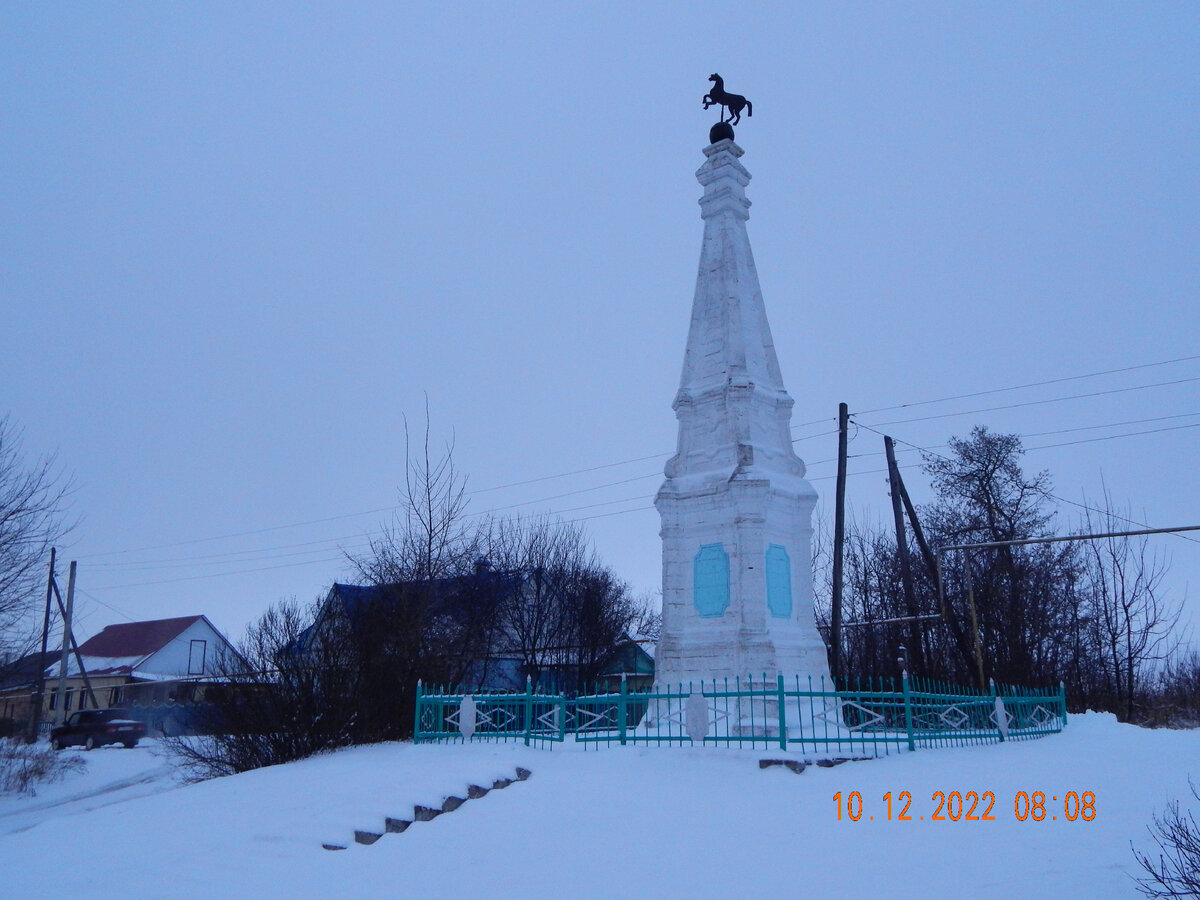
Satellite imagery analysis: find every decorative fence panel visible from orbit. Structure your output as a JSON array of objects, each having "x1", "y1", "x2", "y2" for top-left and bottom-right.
[{"x1": 414, "y1": 674, "x2": 1066, "y2": 755}]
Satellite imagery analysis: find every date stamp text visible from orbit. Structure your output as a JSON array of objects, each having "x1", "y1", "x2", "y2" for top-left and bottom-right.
[{"x1": 832, "y1": 790, "x2": 1096, "y2": 822}]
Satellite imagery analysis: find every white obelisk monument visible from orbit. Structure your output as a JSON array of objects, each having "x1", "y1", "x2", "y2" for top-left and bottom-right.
[{"x1": 654, "y1": 126, "x2": 832, "y2": 692}]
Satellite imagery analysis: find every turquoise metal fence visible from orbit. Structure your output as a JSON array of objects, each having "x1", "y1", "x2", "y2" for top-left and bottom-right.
[{"x1": 414, "y1": 674, "x2": 1066, "y2": 755}]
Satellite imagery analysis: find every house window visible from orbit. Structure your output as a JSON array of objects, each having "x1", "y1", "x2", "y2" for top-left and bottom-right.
[
  {"x1": 48, "y1": 689, "x2": 57, "y2": 711},
  {"x1": 64, "y1": 688, "x2": 73, "y2": 711},
  {"x1": 188, "y1": 640, "x2": 207, "y2": 675},
  {"x1": 109, "y1": 687, "x2": 122, "y2": 707}
]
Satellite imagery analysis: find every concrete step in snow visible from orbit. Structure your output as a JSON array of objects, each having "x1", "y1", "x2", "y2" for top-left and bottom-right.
[
  {"x1": 758, "y1": 756, "x2": 873, "y2": 774},
  {"x1": 322, "y1": 765, "x2": 532, "y2": 850},
  {"x1": 758, "y1": 758, "x2": 807, "y2": 774}
]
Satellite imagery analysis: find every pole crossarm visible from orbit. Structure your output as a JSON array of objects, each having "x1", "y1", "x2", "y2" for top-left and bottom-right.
[
  {"x1": 840, "y1": 613, "x2": 944, "y2": 629},
  {"x1": 937, "y1": 524, "x2": 1200, "y2": 555},
  {"x1": 934, "y1": 523, "x2": 1200, "y2": 692}
]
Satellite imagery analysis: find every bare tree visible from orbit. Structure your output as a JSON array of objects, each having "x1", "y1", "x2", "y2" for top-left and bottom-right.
[
  {"x1": 565, "y1": 567, "x2": 641, "y2": 687},
  {"x1": 476, "y1": 515, "x2": 647, "y2": 690},
  {"x1": 629, "y1": 591, "x2": 663, "y2": 642},
  {"x1": 1080, "y1": 489, "x2": 1181, "y2": 721},
  {"x1": 809, "y1": 427, "x2": 1189, "y2": 719},
  {"x1": 922, "y1": 427, "x2": 1082, "y2": 686},
  {"x1": 168, "y1": 405, "x2": 495, "y2": 777},
  {"x1": 353, "y1": 404, "x2": 476, "y2": 585},
  {"x1": 344, "y1": 406, "x2": 491, "y2": 733},
  {"x1": 481, "y1": 516, "x2": 584, "y2": 684},
  {"x1": 171, "y1": 403, "x2": 651, "y2": 774},
  {"x1": 0, "y1": 416, "x2": 73, "y2": 659}
]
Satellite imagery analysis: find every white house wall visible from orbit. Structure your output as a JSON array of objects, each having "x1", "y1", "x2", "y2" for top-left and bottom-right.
[{"x1": 136, "y1": 617, "x2": 232, "y2": 679}]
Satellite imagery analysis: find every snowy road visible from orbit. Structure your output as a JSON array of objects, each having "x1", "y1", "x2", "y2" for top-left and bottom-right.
[{"x1": 0, "y1": 743, "x2": 178, "y2": 836}]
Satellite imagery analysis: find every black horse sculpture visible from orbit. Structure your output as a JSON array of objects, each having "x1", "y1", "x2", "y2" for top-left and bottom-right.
[{"x1": 703, "y1": 73, "x2": 752, "y2": 125}]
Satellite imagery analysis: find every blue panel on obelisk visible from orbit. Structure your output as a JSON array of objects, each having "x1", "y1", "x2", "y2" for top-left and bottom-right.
[
  {"x1": 766, "y1": 544, "x2": 792, "y2": 618},
  {"x1": 693, "y1": 544, "x2": 730, "y2": 617}
]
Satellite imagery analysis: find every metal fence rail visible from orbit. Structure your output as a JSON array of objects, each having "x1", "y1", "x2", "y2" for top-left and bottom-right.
[{"x1": 414, "y1": 674, "x2": 1066, "y2": 754}]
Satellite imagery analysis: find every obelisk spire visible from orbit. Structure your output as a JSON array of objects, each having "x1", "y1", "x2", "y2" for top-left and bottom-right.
[
  {"x1": 653, "y1": 118, "x2": 829, "y2": 694},
  {"x1": 680, "y1": 139, "x2": 784, "y2": 395},
  {"x1": 663, "y1": 135, "x2": 808, "y2": 495}
]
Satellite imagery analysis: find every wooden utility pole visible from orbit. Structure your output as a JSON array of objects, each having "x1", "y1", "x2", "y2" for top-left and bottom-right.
[
  {"x1": 963, "y1": 555, "x2": 987, "y2": 691},
  {"x1": 884, "y1": 436, "x2": 924, "y2": 673},
  {"x1": 52, "y1": 561, "x2": 77, "y2": 723},
  {"x1": 829, "y1": 403, "x2": 849, "y2": 684},
  {"x1": 27, "y1": 548, "x2": 55, "y2": 742}
]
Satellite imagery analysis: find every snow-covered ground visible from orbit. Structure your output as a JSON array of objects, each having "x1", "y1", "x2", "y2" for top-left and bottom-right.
[{"x1": 0, "y1": 713, "x2": 1195, "y2": 898}]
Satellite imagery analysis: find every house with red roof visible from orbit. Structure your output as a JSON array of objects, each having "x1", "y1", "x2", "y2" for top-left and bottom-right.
[{"x1": 34, "y1": 615, "x2": 238, "y2": 728}]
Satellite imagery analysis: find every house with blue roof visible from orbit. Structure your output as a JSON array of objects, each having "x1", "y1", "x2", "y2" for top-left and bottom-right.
[{"x1": 298, "y1": 561, "x2": 655, "y2": 697}]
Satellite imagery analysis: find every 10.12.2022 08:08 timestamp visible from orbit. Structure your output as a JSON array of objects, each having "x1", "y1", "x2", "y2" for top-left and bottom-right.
[{"x1": 833, "y1": 790, "x2": 1097, "y2": 822}]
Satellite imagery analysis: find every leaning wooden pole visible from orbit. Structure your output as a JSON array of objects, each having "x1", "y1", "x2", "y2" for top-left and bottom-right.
[
  {"x1": 898, "y1": 471, "x2": 982, "y2": 677},
  {"x1": 885, "y1": 436, "x2": 924, "y2": 674},
  {"x1": 50, "y1": 569, "x2": 99, "y2": 710},
  {"x1": 51, "y1": 561, "x2": 76, "y2": 724}
]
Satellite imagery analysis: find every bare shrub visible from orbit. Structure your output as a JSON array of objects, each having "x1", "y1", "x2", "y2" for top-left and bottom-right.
[
  {"x1": 0, "y1": 738, "x2": 85, "y2": 795},
  {"x1": 1134, "y1": 779, "x2": 1200, "y2": 897},
  {"x1": 161, "y1": 597, "x2": 357, "y2": 781},
  {"x1": 1142, "y1": 652, "x2": 1200, "y2": 729}
]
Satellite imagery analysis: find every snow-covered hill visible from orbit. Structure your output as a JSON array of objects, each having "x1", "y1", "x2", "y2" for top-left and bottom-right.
[{"x1": 1, "y1": 713, "x2": 1195, "y2": 899}]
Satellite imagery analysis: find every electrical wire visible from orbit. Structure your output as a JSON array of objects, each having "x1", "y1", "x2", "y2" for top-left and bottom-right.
[
  {"x1": 82, "y1": 406, "x2": 1198, "y2": 581},
  {"x1": 73, "y1": 356, "x2": 1200, "y2": 584},
  {"x1": 852, "y1": 353, "x2": 1200, "y2": 416},
  {"x1": 855, "y1": 423, "x2": 1200, "y2": 546},
  {"x1": 858, "y1": 376, "x2": 1200, "y2": 429}
]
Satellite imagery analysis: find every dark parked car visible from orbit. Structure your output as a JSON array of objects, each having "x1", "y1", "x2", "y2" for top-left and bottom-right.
[{"x1": 50, "y1": 709, "x2": 147, "y2": 750}]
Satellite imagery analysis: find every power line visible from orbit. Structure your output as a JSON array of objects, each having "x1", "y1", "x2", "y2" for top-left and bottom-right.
[
  {"x1": 1026, "y1": 422, "x2": 1200, "y2": 452},
  {"x1": 84, "y1": 408, "x2": 1200, "y2": 578},
  {"x1": 806, "y1": 412, "x2": 1200, "y2": 468},
  {"x1": 855, "y1": 423, "x2": 1200, "y2": 546},
  {"x1": 74, "y1": 589, "x2": 139, "y2": 623},
  {"x1": 75, "y1": 506, "x2": 400, "y2": 560},
  {"x1": 82, "y1": 406, "x2": 1200, "y2": 586},
  {"x1": 74, "y1": 356, "x2": 1200, "y2": 576},
  {"x1": 87, "y1": 552, "x2": 354, "y2": 592},
  {"x1": 85, "y1": 501, "x2": 664, "y2": 592},
  {"x1": 460, "y1": 472, "x2": 661, "y2": 516},
  {"x1": 77, "y1": 459, "x2": 670, "y2": 561},
  {"x1": 84, "y1": 538, "x2": 377, "y2": 575},
  {"x1": 858, "y1": 376, "x2": 1200, "y2": 429},
  {"x1": 1023, "y1": 412, "x2": 1200, "y2": 439},
  {"x1": 85, "y1": 532, "x2": 378, "y2": 569},
  {"x1": 792, "y1": 427, "x2": 839, "y2": 444},
  {"x1": 467, "y1": 452, "x2": 668, "y2": 494},
  {"x1": 853, "y1": 354, "x2": 1200, "y2": 416}
]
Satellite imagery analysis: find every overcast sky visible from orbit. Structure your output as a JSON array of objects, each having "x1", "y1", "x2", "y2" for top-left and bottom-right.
[{"x1": 4, "y1": 3, "x2": 1198, "y2": 647}]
